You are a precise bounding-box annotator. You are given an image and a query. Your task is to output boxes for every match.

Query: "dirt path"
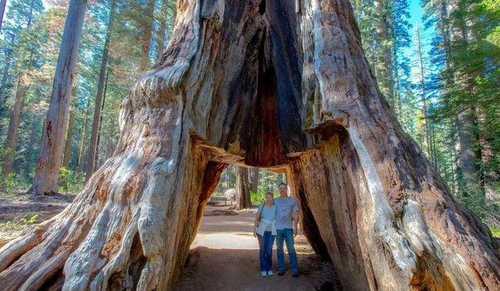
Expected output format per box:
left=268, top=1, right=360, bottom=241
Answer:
left=0, top=191, right=73, bottom=247
left=174, top=207, right=336, bottom=291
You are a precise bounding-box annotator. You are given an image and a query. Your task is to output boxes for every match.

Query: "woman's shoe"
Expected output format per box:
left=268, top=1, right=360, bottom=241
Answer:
left=267, top=271, right=273, bottom=276
left=261, top=271, right=267, bottom=277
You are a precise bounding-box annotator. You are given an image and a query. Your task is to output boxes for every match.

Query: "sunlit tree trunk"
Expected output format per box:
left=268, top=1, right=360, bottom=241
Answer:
left=248, top=167, right=259, bottom=194
left=77, top=100, right=90, bottom=171
left=85, top=0, right=116, bottom=180
left=236, top=167, right=252, bottom=209
left=139, top=0, right=155, bottom=71
left=31, top=0, right=87, bottom=195
left=2, top=76, right=28, bottom=176
left=63, top=109, right=75, bottom=168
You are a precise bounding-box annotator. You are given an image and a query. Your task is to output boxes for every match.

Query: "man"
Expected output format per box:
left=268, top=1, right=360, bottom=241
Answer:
left=274, top=182, right=300, bottom=277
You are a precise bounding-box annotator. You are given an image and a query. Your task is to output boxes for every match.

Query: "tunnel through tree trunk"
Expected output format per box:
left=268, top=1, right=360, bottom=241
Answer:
left=0, top=0, right=498, bottom=290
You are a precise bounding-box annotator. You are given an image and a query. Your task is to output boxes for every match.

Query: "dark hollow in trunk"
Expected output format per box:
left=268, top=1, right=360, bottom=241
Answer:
left=0, top=0, right=498, bottom=290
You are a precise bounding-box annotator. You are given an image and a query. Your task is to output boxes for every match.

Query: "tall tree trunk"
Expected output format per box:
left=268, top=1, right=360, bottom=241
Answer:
left=455, top=16, right=483, bottom=199
left=77, top=100, right=91, bottom=170
left=63, top=109, right=75, bottom=168
left=236, top=167, right=252, bottom=209
left=248, top=167, right=259, bottom=194
left=94, top=71, right=109, bottom=169
left=31, top=0, right=87, bottom=195
left=85, top=0, right=116, bottom=181
left=139, top=0, right=155, bottom=71
left=0, top=0, right=6, bottom=31
left=0, top=35, right=14, bottom=115
left=375, top=0, right=394, bottom=105
left=156, top=0, right=169, bottom=59
left=1, top=1, right=497, bottom=290
left=457, top=108, right=482, bottom=195
left=2, top=76, right=28, bottom=176
left=24, top=116, right=39, bottom=176
left=415, top=27, right=436, bottom=166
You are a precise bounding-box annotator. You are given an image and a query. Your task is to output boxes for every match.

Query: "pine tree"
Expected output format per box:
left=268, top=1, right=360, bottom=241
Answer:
left=31, top=0, right=88, bottom=195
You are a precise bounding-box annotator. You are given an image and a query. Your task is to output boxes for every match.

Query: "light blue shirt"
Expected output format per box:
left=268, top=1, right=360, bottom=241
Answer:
left=257, top=204, right=277, bottom=235
left=275, top=197, right=299, bottom=230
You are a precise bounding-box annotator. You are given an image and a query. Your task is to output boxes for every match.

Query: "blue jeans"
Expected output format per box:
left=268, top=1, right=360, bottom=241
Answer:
left=276, top=228, right=298, bottom=274
left=257, top=231, right=275, bottom=272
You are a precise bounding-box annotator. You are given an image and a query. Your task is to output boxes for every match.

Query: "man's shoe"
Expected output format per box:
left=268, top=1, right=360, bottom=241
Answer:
left=292, top=272, right=300, bottom=278
left=261, top=271, right=267, bottom=277
left=267, top=271, right=273, bottom=276
left=278, top=271, right=286, bottom=276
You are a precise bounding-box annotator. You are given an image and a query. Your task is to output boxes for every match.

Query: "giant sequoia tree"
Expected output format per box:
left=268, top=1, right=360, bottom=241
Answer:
left=0, top=0, right=498, bottom=290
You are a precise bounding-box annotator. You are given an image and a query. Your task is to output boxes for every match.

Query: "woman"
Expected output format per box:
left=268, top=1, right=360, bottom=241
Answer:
left=255, top=191, right=277, bottom=277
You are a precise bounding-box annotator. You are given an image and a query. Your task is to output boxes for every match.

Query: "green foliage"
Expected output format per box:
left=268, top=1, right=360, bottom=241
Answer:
left=59, top=167, right=85, bottom=194
left=250, top=190, right=267, bottom=206
left=491, top=227, right=500, bottom=238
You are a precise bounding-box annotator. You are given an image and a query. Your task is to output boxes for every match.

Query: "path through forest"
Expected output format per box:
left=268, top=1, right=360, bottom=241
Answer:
left=174, top=206, right=337, bottom=291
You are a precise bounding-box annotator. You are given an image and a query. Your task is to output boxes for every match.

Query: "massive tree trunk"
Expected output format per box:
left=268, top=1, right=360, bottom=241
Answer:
left=31, top=0, right=87, bottom=195
left=2, top=75, right=28, bottom=176
left=1, top=0, right=498, bottom=290
left=85, top=0, right=116, bottom=180
left=236, top=167, right=252, bottom=209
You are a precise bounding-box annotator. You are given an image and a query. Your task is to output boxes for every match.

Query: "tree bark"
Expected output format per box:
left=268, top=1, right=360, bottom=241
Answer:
left=1, top=1, right=498, bottom=290
left=139, top=0, right=155, bottom=71
left=156, top=0, right=170, bottom=59
left=31, top=0, right=87, bottom=195
left=236, top=167, right=252, bottom=209
left=63, top=109, right=75, bottom=168
left=0, top=35, right=13, bottom=115
left=2, top=75, right=28, bottom=176
left=77, top=99, right=91, bottom=171
left=248, top=167, right=259, bottom=194
left=85, top=0, right=116, bottom=180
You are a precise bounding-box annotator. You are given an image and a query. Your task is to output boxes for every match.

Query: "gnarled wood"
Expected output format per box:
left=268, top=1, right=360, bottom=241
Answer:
left=0, top=0, right=498, bottom=290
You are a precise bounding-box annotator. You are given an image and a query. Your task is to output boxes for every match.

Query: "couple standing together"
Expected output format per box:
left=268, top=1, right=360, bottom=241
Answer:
left=254, top=182, right=300, bottom=278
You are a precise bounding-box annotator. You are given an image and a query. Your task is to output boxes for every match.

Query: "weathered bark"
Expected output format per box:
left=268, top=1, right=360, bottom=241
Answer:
left=85, top=0, right=116, bottom=180
left=2, top=76, right=28, bottom=176
left=63, top=109, right=75, bottom=168
left=1, top=0, right=498, bottom=290
left=31, top=0, right=87, bottom=195
left=236, top=167, right=252, bottom=209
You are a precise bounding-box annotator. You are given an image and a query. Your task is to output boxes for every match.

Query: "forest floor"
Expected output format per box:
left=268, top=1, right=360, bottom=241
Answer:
left=0, top=190, right=74, bottom=247
left=173, top=206, right=338, bottom=291
left=1, top=192, right=496, bottom=290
